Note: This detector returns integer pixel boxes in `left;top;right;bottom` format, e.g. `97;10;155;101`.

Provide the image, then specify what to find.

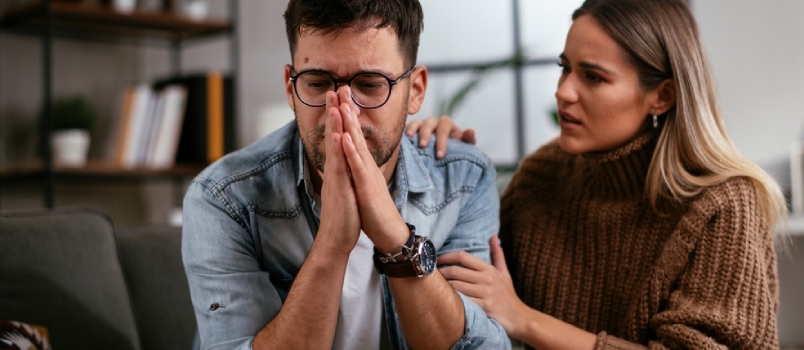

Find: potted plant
44;96;97;167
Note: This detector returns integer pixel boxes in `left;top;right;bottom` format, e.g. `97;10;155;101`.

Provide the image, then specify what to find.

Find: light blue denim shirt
182;121;509;350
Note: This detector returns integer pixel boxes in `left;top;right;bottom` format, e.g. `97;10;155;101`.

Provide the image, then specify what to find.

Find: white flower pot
51;129;90;167
113;0;137;14
184;1;209;21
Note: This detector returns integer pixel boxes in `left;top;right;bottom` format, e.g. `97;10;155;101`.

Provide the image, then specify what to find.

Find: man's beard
300;115;405;174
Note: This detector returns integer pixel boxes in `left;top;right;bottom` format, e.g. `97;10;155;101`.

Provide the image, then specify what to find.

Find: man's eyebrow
559;53;613;75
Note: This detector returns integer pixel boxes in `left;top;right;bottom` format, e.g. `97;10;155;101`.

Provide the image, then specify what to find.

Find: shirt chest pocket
255;213;313;301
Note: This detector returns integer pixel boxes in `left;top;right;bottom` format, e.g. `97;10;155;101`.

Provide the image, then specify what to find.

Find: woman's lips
559;111;582;124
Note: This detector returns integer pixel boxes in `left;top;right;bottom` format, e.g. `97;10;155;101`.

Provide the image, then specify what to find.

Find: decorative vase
51;129;90;167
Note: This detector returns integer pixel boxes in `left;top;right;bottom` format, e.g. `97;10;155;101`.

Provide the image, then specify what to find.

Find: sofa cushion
117;224;197;350
0;208;141;350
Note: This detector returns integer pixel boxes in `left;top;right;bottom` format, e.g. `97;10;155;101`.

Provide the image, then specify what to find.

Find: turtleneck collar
578;131;657;200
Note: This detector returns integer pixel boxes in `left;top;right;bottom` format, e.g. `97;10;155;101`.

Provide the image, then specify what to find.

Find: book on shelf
154;71;236;165
114;82;188;169
113;87;136;166
119;83;154;168
114;70;234;170
150;86;189;168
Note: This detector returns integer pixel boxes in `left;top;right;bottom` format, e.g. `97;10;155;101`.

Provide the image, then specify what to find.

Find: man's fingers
337;86;371;157
340;103;375;170
342;132;369;182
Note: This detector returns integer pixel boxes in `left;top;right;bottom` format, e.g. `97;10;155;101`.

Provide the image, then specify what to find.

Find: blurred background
1;0;802;347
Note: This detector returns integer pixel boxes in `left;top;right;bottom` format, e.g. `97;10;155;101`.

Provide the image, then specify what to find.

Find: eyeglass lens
295;72;391;108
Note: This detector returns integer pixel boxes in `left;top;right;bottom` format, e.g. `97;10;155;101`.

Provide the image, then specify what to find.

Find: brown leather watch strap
379;259;420;278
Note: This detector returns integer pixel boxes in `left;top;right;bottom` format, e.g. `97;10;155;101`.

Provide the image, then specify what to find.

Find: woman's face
555;15;658;154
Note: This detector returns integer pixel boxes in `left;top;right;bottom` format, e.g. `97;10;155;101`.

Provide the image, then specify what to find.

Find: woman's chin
558;135;587;154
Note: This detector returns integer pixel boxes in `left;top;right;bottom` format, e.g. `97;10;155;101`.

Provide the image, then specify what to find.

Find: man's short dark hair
284;0;424;68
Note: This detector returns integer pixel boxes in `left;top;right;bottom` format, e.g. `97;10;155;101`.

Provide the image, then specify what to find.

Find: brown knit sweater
499;132;779;349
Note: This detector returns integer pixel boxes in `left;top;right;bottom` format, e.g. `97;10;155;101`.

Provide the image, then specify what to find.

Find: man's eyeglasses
289;66;416;109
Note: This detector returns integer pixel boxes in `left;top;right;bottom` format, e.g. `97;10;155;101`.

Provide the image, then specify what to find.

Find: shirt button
210;303;219;311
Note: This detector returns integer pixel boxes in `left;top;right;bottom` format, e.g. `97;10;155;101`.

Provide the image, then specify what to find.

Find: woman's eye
585;72;603;83
557;62;569;74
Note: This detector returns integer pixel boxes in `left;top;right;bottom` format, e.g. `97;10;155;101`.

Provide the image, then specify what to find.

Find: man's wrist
372;220;414;255
373;223;415;258
313;224;358;258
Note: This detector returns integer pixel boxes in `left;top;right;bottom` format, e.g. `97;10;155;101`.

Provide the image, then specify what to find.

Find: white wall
693;0;804;189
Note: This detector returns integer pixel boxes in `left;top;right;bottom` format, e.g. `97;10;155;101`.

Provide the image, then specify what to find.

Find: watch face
417;238;436;276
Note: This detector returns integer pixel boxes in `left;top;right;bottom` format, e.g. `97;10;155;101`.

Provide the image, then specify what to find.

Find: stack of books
114;71;235;169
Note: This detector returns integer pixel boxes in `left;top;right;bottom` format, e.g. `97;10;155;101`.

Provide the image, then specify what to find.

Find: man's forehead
298;24;389;44
293;25;404;74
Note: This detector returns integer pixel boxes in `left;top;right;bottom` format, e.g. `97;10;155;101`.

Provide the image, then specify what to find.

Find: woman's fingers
406;119;422;138
490;235;509;273
438;250;492;271
434;116;454;159
459;128;476;145
406;116;473;157
445;279;485;299
417;117;440;147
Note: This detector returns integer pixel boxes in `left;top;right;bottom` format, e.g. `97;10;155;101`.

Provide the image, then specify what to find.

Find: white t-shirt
307;181;383;350
331;231;383;350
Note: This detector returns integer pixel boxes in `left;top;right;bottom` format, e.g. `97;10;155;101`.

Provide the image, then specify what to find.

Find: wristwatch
372;223;436;278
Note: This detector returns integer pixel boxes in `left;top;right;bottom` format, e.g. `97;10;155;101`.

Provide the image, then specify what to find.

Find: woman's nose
555;76;577;104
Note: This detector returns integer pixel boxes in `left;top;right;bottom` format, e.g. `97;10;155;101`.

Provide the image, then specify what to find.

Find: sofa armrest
117;224;196;350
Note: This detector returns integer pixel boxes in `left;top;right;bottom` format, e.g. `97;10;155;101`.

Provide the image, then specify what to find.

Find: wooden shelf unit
0;161;205;181
0;1;232;43
0;0;239;208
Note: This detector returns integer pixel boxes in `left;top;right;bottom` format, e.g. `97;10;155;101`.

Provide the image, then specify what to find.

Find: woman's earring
652;114;658;128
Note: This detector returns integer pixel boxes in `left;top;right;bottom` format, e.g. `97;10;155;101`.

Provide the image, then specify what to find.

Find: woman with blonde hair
408;0;786;348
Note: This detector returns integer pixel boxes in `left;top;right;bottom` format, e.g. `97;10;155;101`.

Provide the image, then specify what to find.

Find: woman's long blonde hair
574;0;787;232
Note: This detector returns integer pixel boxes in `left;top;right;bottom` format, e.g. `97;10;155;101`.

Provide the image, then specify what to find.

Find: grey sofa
0;207;196;350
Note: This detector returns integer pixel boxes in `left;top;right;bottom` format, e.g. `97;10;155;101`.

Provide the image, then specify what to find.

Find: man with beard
182;1;509;349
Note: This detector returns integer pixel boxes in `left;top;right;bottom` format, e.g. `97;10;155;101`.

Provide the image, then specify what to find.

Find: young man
182;1;509;349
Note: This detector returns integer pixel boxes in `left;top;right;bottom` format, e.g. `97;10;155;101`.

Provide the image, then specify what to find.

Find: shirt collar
292;130;305;187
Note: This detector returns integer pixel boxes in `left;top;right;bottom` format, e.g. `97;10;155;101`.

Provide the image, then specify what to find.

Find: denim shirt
182;121;510;350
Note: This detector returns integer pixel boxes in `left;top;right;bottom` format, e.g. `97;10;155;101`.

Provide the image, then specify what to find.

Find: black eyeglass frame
289;66;417;109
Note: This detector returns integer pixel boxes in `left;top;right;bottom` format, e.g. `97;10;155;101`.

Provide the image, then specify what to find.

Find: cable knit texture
499;132;779;349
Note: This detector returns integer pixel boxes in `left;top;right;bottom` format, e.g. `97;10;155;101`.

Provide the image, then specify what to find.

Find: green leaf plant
41;96;98;131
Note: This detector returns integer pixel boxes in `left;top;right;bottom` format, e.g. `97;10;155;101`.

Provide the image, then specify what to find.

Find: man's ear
406;66;427;115
284;64;296;112
650;78;675;115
